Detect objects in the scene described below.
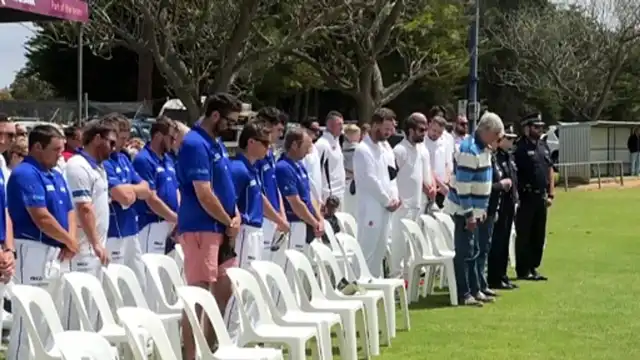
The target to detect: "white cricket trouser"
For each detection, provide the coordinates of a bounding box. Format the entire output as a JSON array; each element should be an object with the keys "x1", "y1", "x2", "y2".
[
  {"x1": 389, "y1": 206, "x2": 421, "y2": 279},
  {"x1": 106, "y1": 235, "x2": 145, "y2": 302},
  {"x1": 9, "y1": 239, "x2": 69, "y2": 360},
  {"x1": 62, "y1": 245, "x2": 103, "y2": 332},
  {"x1": 138, "y1": 221, "x2": 174, "y2": 309},
  {"x1": 224, "y1": 225, "x2": 264, "y2": 344},
  {"x1": 343, "y1": 186, "x2": 357, "y2": 217},
  {"x1": 357, "y1": 212, "x2": 392, "y2": 278}
]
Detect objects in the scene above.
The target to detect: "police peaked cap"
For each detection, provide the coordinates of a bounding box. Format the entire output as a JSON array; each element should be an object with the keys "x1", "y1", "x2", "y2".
[
  {"x1": 520, "y1": 113, "x2": 544, "y2": 126},
  {"x1": 503, "y1": 125, "x2": 518, "y2": 138}
]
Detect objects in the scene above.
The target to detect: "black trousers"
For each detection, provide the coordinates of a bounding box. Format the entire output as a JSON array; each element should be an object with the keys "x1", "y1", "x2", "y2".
[
  {"x1": 515, "y1": 194, "x2": 548, "y2": 277},
  {"x1": 487, "y1": 198, "x2": 515, "y2": 284},
  {"x1": 435, "y1": 193, "x2": 446, "y2": 208}
]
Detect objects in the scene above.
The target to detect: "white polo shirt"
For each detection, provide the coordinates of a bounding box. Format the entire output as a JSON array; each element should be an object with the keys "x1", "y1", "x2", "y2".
[
  {"x1": 315, "y1": 132, "x2": 345, "y2": 200},
  {"x1": 393, "y1": 139, "x2": 426, "y2": 208},
  {"x1": 424, "y1": 134, "x2": 452, "y2": 183},
  {"x1": 65, "y1": 152, "x2": 110, "y2": 254}
]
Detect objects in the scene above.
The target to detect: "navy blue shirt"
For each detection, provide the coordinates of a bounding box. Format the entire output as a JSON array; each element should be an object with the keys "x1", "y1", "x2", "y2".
[
  {"x1": 133, "y1": 145, "x2": 179, "y2": 229},
  {"x1": 0, "y1": 168, "x2": 7, "y2": 243},
  {"x1": 104, "y1": 152, "x2": 143, "y2": 237},
  {"x1": 8, "y1": 156, "x2": 73, "y2": 247},
  {"x1": 177, "y1": 126, "x2": 236, "y2": 234},
  {"x1": 275, "y1": 154, "x2": 316, "y2": 222},
  {"x1": 257, "y1": 150, "x2": 280, "y2": 212},
  {"x1": 230, "y1": 154, "x2": 263, "y2": 228}
]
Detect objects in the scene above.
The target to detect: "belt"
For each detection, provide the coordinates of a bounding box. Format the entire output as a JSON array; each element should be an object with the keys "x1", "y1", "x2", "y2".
[{"x1": 520, "y1": 188, "x2": 547, "y2": 195}]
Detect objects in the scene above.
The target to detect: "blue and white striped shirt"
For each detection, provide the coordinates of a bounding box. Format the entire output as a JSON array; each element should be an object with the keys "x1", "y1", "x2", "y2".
[{"x1": 444, "y1": 133, "x2": 493, "y2": 218}]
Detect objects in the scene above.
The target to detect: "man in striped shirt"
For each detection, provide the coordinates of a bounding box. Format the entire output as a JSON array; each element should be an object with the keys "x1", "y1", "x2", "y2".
[{"x1": 444, "y1": 111, "x2": 504, "y2": 307}]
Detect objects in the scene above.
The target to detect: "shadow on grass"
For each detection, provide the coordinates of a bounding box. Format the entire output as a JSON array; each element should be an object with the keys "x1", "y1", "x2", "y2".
[{"x1": 408, "y1": 292, "x2": 454, "y2": 310}]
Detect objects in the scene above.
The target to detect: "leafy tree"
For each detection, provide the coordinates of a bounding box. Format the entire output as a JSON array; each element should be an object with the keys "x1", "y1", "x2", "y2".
[
  {"x1": 9, "y1": 69, "x2": 56, "y2": 101},
  {"x1": 290, "y1": 0, "x2": 469, "y2": 122}
]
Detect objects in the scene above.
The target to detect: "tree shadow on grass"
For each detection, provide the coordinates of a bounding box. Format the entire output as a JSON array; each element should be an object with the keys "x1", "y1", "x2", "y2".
[{"x1": 408, "y1": 292, "x2": 455, "y2": 310}]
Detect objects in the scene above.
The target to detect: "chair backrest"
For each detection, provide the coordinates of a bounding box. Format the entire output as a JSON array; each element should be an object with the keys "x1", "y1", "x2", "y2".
[
  {"x1": 420, "y1": 215, "x2": 451, "y2": 255},
  {"x1": 141, "y1": 254, "x2": 184, "y2": 310},
  {"x1": 61, "y1": 272, "x2": 118, "y2": 331},
  {"x1": 117, "y1": 307, "x2": 179, "y2": 360},
  {"x1": 431, "y1": 212, "x2": 455, "y2": 249},
  {"x1": 400, "y1": 218, "x2": 434, "y2": 257},
  {"x1": 172, "y1": 244, "x2": 185, "y2": 278},
  {"x1": 335, "y1": 232, "x2": 373, "y2": 279},
  {"x1": 226, "y1": 268, "x2": 276, "y2": 327},
  {"x1": 55, "y1": 331, "x2": 117, "y2": 360},
  {"x1": 176, "y1": 286, "x2": 232, "y2": 353},
  {"x1": 334, "y1": 212, "x2": 358, "y2": 238},
  {"x1": 284, "y1": 250, "x2": 327, "y2": 304},
  {"x1": 249, "y1": 260, "x2": 300, "y2": 315},
  {"x1": 103, "y1": 264, "x2": 150, "y2": 309},
  {"x1": 310, "y1": 241, "x2": 345, "y2": 283},
  {"x1": 9, "y1": 285, "x2": 65, "y2": 357}
]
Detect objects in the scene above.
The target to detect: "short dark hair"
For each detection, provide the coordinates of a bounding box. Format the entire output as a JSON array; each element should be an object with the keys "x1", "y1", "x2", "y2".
[
  {"x1": 371, "y1": 108, "x2": 396, "y2": 124},
  {"x1": 428, "y1": 105, "x2": 446, "y2": 120},
  {"x1": 82, "y1": 120, "x2": 117, "y2": 146},
  {"x1": 278, "y1": 111, "x2": 289, "y2": 125},
  {"x1": 203, "y1": 93, "x2": 243, "y2": 118},
  {"x1": 150, "y1": 116, "x2": 176, "y2": 137},
  {"x1": 284, "y1": 127, "x2": 306, "y2": 151},
  {"x1": 101, "y1": 113, "x2": 129, "y2": 133},
  {"x1": 238, "y1": 122, "x2": 270, "y2": 150},
  {"x1": 404, "y1": 113, "x2": 426, "y2": 134},
  {"x1": 326, "y1": 111, "x2": 343, "y2": 122},
  {"x1": 28, "y1": 125, "x2": 64, "y2": 151},
  {"x1": 0, "y1": 114, "x2": 9, "y2": 123},
  {"x1": 300, "y1": 116, "x2": 318, "y2": 130},
  {"x1": 256, "y1": 107, "x2": 282, "y2": 125},
  {"x1": 64, "y1": 125, "x2": 81, "y2": 139},
  {"x1": 431, "y1": 115, "x2": 448, "y2": 128}
]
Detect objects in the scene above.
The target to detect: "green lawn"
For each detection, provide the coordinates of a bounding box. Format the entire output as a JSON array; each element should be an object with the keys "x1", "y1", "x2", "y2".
[{"x1": 379, "y1": 188, "x2": 640, "y2": 360}]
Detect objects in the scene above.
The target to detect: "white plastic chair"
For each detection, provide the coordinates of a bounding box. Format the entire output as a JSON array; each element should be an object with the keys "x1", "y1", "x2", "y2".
[
  {"x1": 61, "y1": 272, "x2": 151, "y2": 358},
  {"x1": 171, "y1": 244, "x2": 186, "y2": 279},
  {"x1": 420, "y1": 215, "x2": 456, "y2": 290},
  {"x1": 509, "y1": 221, "x2": 517, "y2": 268},
  {"x1": 10, "y1": 285, "x2": 66, "y2": 360},
  {"x1": 285, "y1": 249, "x2": 370, "y2": 360},
  {"x1": 177, "y1": 286, "x2": 283, "y2": 360},
  {"x1": 103, "y1": 264, "x2": 181, "y2": 357},
  {"x1": 117, "y1": 307, "x2": 180, "y2": 360},
  {"x1": 310, "y1": 242, "x2": 389, "y2": 355},
  {"x1": 335, "y1": 232, "x2": 410, "y2": 337},
  {"x1": 334, "y1": 212, "x2": 358, "y2": 238},
  {"x1": 250, "y1": 260, "x2": 347, "y2": 360},
  {"x1": 226, "y1": 268, "x2": 322, "y2": 360},
  {"x1": 55, "y1": 331, "x2": 118, "y2": 360},
  {"x1": 431, "y1": 211, "x2": 455, "y2": 251},
  {"x1": 400, "y1": 219, "x2": 458, "y2": 305},
  {"x1": 141, "y1": 254, "x2": 185, "y2": 315}
]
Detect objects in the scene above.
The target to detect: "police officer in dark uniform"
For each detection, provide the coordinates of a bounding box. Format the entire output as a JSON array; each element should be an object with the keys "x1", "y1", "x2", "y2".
[
  {"x1": 487, "y1": 126, "x2": 519, "y2": 289},
  {"x1": 514, "y1": 113, "x2": 555, "y2": 281}
]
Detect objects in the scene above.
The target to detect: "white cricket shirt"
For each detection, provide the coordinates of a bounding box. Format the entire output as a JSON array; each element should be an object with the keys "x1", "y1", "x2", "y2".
[
  {"x1": 315, "y1": 132, "x2": 346, "y2": 200},
  {"x1": 394, "y1": 139, "x2": 428, "y2": 208},
  {"x1": 302, "y1": 144, "x2": 323, "y2": 204}
]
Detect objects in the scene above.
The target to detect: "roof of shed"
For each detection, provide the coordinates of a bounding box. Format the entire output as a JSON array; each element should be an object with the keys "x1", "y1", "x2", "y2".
[{"x1": 559, "y1": 120, "x2": 640, "y2": 128}]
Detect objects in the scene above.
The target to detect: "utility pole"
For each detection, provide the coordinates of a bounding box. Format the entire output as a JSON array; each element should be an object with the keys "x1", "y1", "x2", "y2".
[
  {"x1": 77, "y1": 24, "x2": 84, "y2": 124},
  {"x1": 467, "y1": 0, "x2": 480, "y2": 132}
]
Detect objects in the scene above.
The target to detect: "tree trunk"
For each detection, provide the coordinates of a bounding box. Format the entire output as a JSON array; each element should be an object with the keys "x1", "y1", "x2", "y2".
[
  {"x1": 136, "y1": 52, "x2": 153, "y2": 102},
  {"x1": 356, "y1": 94, "x2": 375, "y2": 125}
]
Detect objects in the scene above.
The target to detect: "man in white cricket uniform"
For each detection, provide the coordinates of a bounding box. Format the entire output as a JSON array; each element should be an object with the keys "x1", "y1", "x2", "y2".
[
  {"x1": 301, "y1": 119, "x2": 323, "y2": 206},
  {"x1": 353, "y1": 108, "x2": 400, "y2": 278},
  {"x1": 424, "y1": 115, "x2": 453, "y2": 208},
  {"x1": 63, "y1": 120, "x2": 114, "y2": 329},
  {"x1": 7, "y1": 125, "x2": 77, "y2": 360},
  {"x1": 315, "y1": 111, "x2": 345, "y2": 208},
  {"x1": 389, "y1": 113, "x2": 436, "y2": 278}
]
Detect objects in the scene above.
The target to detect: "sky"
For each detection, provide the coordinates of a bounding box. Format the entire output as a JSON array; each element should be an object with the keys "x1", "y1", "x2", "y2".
[{"x1": 0, "y1": 22, "x2": 34, "y2": 88}]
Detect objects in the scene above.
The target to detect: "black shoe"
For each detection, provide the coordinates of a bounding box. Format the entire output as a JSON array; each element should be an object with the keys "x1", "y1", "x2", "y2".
[
  {"x1": 531, "y1": 269, "x2": 548, "y2": 281},
  {"x1": 517, "y1": 273, "x2": 536, "y2": 281},
  {"x1": 490, "y1": 281, "x2": 516, "y2": 290}
]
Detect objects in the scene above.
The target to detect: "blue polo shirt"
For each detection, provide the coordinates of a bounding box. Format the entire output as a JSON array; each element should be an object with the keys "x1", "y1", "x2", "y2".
[
  {"x1": 257, "y1": 150, "x2": 281, "y2": 212},
  {"x1": 275, "y1": 154, "x2": 316, "y2": 223},
  {"x1": 177, "y1": 126, "x2": 236, "y2": 234},
  {"x1": 133, "y1": 145, "x2": 179, "y2": 229},
  {"x1": 230, "y1": 154, "x2": 263, "y2": 228},
  {"x1": 0, "y1": 169, "x2": 7, "y2": 243},
  {"x1": 8, "y1": 156, "x2": 73, "y2": 247},
  {"x1": 104, "y1": 152, "x2": 143, "y2": 238}
]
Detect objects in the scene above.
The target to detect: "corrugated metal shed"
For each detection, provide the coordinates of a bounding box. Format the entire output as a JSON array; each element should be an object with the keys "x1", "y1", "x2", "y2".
[{"x1": 558, "y1": 123, "x2": 590, "y2": 179}]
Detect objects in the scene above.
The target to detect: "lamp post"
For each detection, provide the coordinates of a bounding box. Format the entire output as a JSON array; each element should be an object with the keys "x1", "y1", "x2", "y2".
[{"x1": 467, "y1": 0, "x2": 480, "y2": 132}]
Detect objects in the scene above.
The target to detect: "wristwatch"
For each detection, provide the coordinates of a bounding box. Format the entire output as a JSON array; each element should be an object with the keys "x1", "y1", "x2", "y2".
[{"x1": 3, "y1": 248, "x2": 16, "y2": 259}]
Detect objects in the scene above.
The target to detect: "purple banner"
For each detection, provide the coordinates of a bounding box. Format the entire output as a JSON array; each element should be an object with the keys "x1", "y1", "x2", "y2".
[{"x1": 0, "y1": 0, "x2": 89, "y2": 22}]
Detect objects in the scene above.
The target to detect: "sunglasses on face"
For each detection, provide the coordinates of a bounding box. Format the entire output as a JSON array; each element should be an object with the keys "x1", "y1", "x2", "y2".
[
  {"x1": 458, "y1": 122, "x2": 469, "y2": 127},
  {"x1": 16, "y1": 131, "x2": 26, "y2": 137},
  {"x1": 416, "y1": 126, "x2": 427, "y2": 133},
  {"x1": 0, "y1": 131, "x2": 16, "y2": 140}
]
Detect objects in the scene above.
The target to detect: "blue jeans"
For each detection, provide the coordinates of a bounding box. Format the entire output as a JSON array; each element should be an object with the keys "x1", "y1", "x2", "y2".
[
  {"x1": 453, "y1": 215, "x2": 480, "y2": 300},
  {"x1": 475, "y1": 214, "x2": 495, "y2": 292},
  {"x1": 631, "y1": 152, "x2": 640, "y2": 175}
]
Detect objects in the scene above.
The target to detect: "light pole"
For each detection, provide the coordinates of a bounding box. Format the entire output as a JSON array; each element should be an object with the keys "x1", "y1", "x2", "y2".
[{"x1": 467, "y1": 0, "x2": 480, "y2": 133}]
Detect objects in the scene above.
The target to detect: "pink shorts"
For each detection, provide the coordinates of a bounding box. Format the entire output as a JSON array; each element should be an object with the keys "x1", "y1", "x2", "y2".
[{"x1": 180, "y1": 232, "x2": 236, "y2": 285}]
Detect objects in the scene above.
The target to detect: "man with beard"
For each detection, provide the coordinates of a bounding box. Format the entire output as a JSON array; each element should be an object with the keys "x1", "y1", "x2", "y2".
[
  {"x1": 388, "y1": 112, "x2": 435, "y2": 279},
  {"x1": 353, "y1": 108, "x2": 400, "y2": 278},
  {"x1": 514, "y1": 113, "x2": 554, "y2": 281},
  {"x1": 316, "y1": 111, "x2": 346, "y2": 209},
  {"x1": 424, "y1": 115, "x2": 453, "y2": 208},
  {"x1": 177, "y1": 93, "x2": 242, "y2": 360},
  {"x1": 63, "y1": 120, "x2": 116, "y2": 329},
  {"x1": 301, "y1": 118, "x2": 324, "y2": 208},
  {"x1": 0, "y1": 114, "x2": 16, "y2": 181},
  {"x1": 452, "y1": 115, "x2": 470, "y2": 148}
]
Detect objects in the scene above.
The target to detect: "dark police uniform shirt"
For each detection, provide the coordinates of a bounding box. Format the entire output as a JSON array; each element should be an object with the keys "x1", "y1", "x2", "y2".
[
  {"x1": 275, "y1": 154, "x2": 316, "y2": 222},
  {"x1": 133, "y1": 144, "x2": 179, "y2": 229},
  {"x1": 514, "y1": 137, "x2": 552, "y2": 193},
  {"x1": 230, "y1": 153, "x2": 263, "y2": 228},
  {"x1": 104, "y1": 152, "x2": 143, "y2": 238},
  {"x1": 8, "y1": 156, "x2": 73, "y2": 247},
  {"x1": 177, "y1": 126, "x2": 236, "y2": 234},
  {"x1": 496, "y1": 148, "x2": 518, "y2": 203},
  {"x1": 487, "y1": 153, "x2": 503, "y2": 216},
  {"x1": 257, "y1": 150, "x2": 281, "y2": 213}
]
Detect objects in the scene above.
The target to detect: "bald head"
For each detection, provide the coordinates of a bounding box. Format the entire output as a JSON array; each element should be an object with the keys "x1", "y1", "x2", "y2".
[{"x1": 405, "y1": 112, "x2": 428, "y2": 144}]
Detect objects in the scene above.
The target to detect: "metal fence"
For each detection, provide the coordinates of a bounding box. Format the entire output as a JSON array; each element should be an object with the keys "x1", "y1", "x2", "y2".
[
  {"x1": 0, "y1": 100, "x2": 150, "y2": 123},
  {"x1": 557, "y1": 160, "x2": 625, "y2": 191}
]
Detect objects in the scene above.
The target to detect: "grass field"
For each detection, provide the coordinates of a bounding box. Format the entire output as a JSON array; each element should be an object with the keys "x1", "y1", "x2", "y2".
[{"x1": 378, "y1": 188, "x2": 640, "y2": 360}]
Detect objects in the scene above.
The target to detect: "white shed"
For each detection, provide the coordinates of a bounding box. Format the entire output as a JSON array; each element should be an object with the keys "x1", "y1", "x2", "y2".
[{"x1": 558, "y1": 121, "x2": 640, "y2": 182}]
